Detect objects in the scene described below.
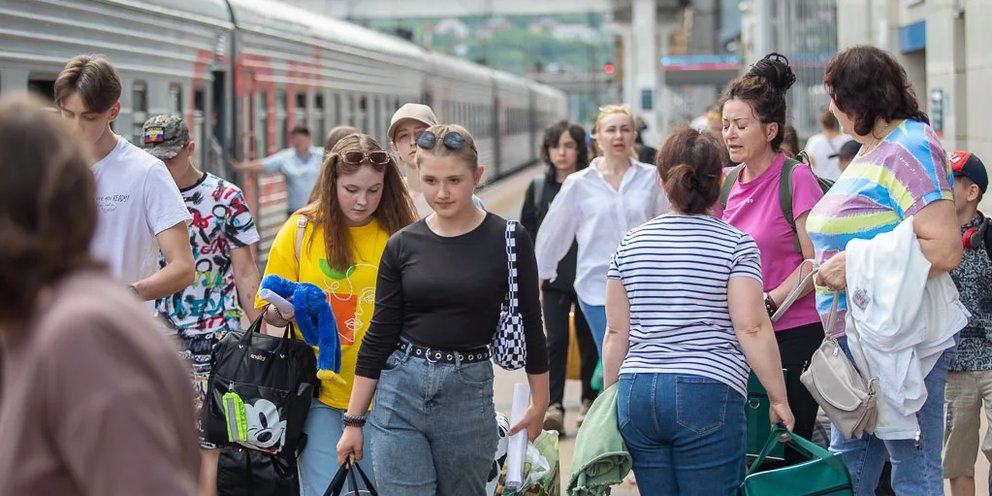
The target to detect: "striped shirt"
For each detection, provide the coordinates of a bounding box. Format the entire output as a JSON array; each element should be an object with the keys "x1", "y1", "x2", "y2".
[
  {"x1": 608, "y1": 214, "x2": 763, "y2": 397},
  {"x1": 806, "y1": 119, "x2": 953, "y2": 336}
]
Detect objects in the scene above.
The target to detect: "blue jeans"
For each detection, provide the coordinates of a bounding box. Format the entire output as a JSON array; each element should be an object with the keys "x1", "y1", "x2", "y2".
[
  {"x1": 829, "y1": 336, "x2": 954, "y2": 496},
  {"x1": 578, "y1": 300, "x2": 607, "y2": 355},
  {"x1": 618, "y1": 373, "x2": 746, "y2": 495},
  {"x1": 298, "y1": 403, "x2": 375, "y2": 496},
  {"x1": 369, "y1": 349, "x2": 498, "y2": 495}
]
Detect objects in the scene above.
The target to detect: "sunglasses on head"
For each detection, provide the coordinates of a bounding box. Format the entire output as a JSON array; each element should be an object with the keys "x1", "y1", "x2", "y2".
[
  {"x1": 340, "y1": 150, "x2": 391, "y2": 165},
  {"x1": 416, "y1": 130, "x2": 466, "y2": 151}
]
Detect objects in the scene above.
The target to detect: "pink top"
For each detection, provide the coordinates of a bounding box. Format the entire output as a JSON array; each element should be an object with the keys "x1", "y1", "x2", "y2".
[{"x1": 716, "y1": 153, "x2": 825, "y2": 331}]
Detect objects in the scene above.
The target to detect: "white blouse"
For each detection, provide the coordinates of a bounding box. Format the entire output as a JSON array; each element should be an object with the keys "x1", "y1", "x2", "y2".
[{"x1": 535, "y1": 158, "x2": 669, "y2": 305}]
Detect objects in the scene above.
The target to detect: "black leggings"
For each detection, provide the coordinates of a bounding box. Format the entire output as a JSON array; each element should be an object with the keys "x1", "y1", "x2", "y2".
[
  {"x1": 543, "y1": 287, "x2": 598, "y2": 406},
  {"x1": 774, "y1": 321, "x2": 825, "y2": 466}
]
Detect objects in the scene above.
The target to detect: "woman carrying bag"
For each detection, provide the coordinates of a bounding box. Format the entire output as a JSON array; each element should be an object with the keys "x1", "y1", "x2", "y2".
[
  {"x1": 337, "y1": 124, "x2": 549, "y2": 495},
  {"x1": 258, "y1": 134, "x2": 417, "y2": 496}
]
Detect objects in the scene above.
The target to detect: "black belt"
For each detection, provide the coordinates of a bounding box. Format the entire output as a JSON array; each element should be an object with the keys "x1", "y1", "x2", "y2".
[{"x1": 397, "y1": 340, "x2": 491, "y2": 364}]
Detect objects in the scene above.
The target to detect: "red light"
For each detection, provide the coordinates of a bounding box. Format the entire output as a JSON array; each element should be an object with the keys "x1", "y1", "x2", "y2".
[{"x1": 604, "y1": 63, "x2": 615, "y2": 75}]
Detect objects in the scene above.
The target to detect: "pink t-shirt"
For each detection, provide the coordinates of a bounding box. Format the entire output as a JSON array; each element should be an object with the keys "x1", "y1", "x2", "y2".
[{"x1": 716, "y1": 153, "x2": 824, "y2": 331}]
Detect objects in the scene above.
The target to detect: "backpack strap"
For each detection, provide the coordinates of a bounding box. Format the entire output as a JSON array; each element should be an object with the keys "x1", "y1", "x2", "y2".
[
  {"x1": 981, "y1": 216, "x2": 992, "y2": 263},
  {"x1": 532, "y1": 176, "x2": 545, "y2": 209},
  {"x1": 294, "y1": 215, "x2": 308, "y2": 262},
  {"x1": 718, "y1": 164, "x2": 745, "y2": 209},
  {"x1": 779, "y1": 159, "x2": 803, "y2": 253}
]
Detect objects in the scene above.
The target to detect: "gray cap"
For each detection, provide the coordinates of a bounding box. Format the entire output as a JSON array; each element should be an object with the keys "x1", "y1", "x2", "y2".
[
  {"x1": 141, "y1": 114, "x2": 190, "y2": 160},
  {"x1": 388, "y1": 103, "x2": 437, "y2": 141}
]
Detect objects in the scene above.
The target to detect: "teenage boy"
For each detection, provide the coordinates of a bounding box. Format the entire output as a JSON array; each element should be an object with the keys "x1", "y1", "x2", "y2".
[
  {"x1": 829, "y1": 139, "x2": 860, "y2": 175},
  {"x1": 143, "y1": 114, "x2": 262, "y2": 496},
  {"x1": 387, "y1": 103, "x2": 484, "y2": 216},
  {"x1": 232, "y1": 125, "x2": 323, "y2": 215},
  {"x1": 54, "y1": 54, "x2": 193, "y2": 302},
  {"x1": 943, "y1": 150, "x2": 992, "y2": 496}
]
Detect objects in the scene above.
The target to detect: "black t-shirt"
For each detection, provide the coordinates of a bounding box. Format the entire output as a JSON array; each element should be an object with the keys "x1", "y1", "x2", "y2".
[{"x1": 355, "y1": 213, "x2": 549, "y2": 379}]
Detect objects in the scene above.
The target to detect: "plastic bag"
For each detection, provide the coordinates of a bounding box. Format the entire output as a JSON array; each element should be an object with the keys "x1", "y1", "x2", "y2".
[{"x1": 495, "y1": 430, "x2": 560, "y2": 496}]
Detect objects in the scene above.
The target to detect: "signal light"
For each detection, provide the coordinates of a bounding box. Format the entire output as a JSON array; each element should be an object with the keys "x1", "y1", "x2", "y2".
[{"x1": 604, "y1": 63, "x2": 615, "y2": 75}]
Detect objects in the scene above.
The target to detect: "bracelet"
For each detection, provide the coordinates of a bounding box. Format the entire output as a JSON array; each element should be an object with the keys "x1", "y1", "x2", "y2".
[
  {"x1": 342, "y1": 413, "x2": 367, "y2": 428},
  {"x1": 763, "y1": 292, "x2": 779, "y2": 317}
]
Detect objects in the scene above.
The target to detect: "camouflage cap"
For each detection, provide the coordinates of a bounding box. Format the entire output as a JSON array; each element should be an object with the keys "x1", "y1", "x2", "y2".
[{"x1": 141, "y1": 114, "x2": 189, "y2": 160}]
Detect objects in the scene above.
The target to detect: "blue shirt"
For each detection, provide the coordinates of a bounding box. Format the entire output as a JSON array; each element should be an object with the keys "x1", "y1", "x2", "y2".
[{"x1": 262, "y1": 146, "x2": 324, "y2": 212}]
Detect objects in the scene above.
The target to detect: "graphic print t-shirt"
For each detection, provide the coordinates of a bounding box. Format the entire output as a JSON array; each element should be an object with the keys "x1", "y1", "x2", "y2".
[
  {"x1": 90, "y1": 136, "x2": 191, "y2": 287},
  {"x1": 156, "y1": 172, "x2": 260, "y2": 336},
  {"x1": 257, "y1": 215, "x2": 387, "y2": 409}
]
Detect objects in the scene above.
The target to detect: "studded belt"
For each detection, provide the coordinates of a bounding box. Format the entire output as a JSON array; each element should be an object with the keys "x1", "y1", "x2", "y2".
[{"x1": 397, "y1": 339, "x2": 491, "y2": 364}]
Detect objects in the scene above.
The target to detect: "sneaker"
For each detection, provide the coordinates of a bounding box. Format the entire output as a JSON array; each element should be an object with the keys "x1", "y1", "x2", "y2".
[
  {"x1": 543, "y1": 404, "x2": 565, "y2": 434},
  {"x1": 576, "y1": 398, "x2": 593, "y2": 428}
]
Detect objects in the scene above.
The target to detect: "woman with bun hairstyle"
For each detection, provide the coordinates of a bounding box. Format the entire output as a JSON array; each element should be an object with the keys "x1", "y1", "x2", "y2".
[
  {"x1": 717, "y1": 53, "x2": 825, "y2": 465},
  {"x1": 535, "y1": 105, "x2": 669, "y2": 355},
  {"x1": 603, "y1": 127, "x2": 793, "y2": 494}
]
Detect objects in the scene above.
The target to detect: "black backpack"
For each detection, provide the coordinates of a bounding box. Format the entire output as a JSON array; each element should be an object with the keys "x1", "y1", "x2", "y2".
[{"x1": 719, "y1": 153, "x2": 834, "y2": 253}]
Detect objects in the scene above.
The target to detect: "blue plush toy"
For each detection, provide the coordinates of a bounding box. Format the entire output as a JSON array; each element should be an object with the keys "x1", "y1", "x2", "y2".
[{"x1": 261, "y1": 275, "x2": 342, "y2": 382}]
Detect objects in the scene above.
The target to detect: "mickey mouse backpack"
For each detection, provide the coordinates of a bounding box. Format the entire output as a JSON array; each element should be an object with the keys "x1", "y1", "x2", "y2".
[{"x1": 202, "y1": 313, "x2": 318, "y2": 457}]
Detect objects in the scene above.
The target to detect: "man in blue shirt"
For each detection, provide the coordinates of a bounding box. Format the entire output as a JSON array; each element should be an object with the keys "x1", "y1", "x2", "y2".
[{"x1": 232, "y1": 125, "x2": 323, "y2": 215}]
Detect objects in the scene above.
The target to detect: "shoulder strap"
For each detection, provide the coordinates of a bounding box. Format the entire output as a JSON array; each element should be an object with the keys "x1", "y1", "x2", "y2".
[
  {"x1": 718, "y1": 165, "x2": 744, "y2": 209},
  {"x1": 982, "y1": 217, "x2": 992, "y2": 263},
  {"x1": 779, "y1": 159, "x2": 802, "y2": 253},
  {"x1": 294, "y1": 215, "x2": 308, "y2": 262},
  {"x1": 532, "y1": 176, "x2": 545, "y2": 208},
  {"x1": 503, "y1": 220, "x2": 519, "y2": 312}
]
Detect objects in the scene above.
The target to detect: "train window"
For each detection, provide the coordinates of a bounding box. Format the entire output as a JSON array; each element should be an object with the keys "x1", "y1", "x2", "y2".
[
  {"x1": 358, "y1": 95, "x2": 368, "y2": 134},
  {"x1": 333, "y1": 93, "x2": 342, "y2": 126},
  {"x1": 28, "y1": 78, "x2": 55, "y2": 103},
  {"x1": 168, "y1": 83, "x2": 182, "y2": 114},
  {"x1": 255, "y1": 90, "x2": 268, "y2": 157},
  {"x1": 346, "y1": 94, "x2": 355, "y2": 127},
  {"x1": 394, "y1": 98, "x2": 400, "y2": 112},
  {"x1": 276, "y1": 90, "x2": 287, "y2": 150},
  {"x1": 131, "y1": 82, "x2": 148, "y2": 144},
  {"x1": 315, "y1": 93, "x2": 325, "y2": 140},
  {"x1": 193, "y1": 87, "x2": 210, "y2": 173},
  {"x1": 294, "y1": 92, "x2": 306, "y2": 132}
]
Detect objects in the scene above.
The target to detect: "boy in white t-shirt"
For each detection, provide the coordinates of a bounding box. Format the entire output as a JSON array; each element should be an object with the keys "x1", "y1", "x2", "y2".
[
  {"x1": 54, "y1": 55, "x2": 193, "y2": 301},
  {"x1": 804, "y1": 108, "x2": 850, "y2": 181}
]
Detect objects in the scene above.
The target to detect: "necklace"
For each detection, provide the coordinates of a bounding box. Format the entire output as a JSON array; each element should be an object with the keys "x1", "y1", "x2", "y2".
[{"x1": 858, "y1": 119, "x2": 901, "y2": 157}]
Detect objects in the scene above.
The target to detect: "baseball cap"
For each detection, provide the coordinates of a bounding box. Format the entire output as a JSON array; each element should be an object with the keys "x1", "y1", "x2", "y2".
[
  {"x1": 141, "y1": 114, "x2": 189, "y2": 160},
  {"x1": 828, "y1": 140, "x2": 861, "y2": 160},
  {"x1": 387, "y1": 104, "x2": 437, "y2": 141},
  {"x1": 949, "y1": 150, "x2": 988, "y2": 193}
]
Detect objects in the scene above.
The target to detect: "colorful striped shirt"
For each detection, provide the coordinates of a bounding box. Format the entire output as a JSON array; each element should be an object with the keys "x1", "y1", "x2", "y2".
[
  {"x1": 608, "y1": 214, "x2": 763, "y2": 397},
  {"x1": 806, "y1": 119, "x2": 953, "y2": 336}
]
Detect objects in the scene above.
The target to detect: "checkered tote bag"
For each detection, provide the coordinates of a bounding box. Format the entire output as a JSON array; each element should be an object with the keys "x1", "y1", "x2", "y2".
[{"x1": 492, "y1": 220, "x2": 528, "y2": 370}]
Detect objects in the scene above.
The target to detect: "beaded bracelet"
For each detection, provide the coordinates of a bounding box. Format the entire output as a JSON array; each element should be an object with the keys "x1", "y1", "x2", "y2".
[{"x1": 343, "y1": 413, "x2": 367, "y2": 428}]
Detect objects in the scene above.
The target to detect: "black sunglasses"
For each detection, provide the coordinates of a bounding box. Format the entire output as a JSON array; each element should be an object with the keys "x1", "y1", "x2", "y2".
[
  {"x1": 340, "y1": 150, "x2": 391, "y2": 165},
  {"x1": 416, "y1": 130, "x2": 466, "y2": 151}
]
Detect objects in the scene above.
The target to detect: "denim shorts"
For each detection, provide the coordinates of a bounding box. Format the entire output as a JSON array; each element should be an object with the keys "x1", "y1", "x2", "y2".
[{"x1": 369, "y1": 348, "x2": 498, "y2": 495}]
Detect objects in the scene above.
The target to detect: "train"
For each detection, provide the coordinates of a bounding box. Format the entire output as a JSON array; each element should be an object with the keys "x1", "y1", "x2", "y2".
[{"x1": 0, "y1": 0, "x2": 567, "y2": 261}]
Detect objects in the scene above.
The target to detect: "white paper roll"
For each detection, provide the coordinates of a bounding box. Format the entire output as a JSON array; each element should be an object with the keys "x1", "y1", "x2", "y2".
[
  {"x1": 259, "y1": 288, "x2": 294, "y2": 315},
  {"x1": 505, "y1": 382, "x2": 530, "y2": 490}
]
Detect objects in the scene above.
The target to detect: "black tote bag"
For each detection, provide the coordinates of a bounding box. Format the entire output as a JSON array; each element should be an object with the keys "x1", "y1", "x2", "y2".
[
  {"x1": 323, "y1": 461, "x2": 378, "y2": 496},
  {"x1": 202, "y1": 312, "x2": 318, "y2": 456}
]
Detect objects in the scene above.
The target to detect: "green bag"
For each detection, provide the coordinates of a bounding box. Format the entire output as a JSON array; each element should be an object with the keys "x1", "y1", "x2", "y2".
[
  {"x1": 745, "y1": 371, "x2": 784, "y2": 462},
  {"x1": 740, "y1": 425, "x2": 853, "y2": 496}
]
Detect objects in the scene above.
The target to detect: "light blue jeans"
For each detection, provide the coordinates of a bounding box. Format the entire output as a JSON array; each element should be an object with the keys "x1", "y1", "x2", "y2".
[
  {"x1": 578, "y1": 300, "x2": 607, "y2": 355},
  {"x1": 618, "y1": 373, "x2": 746, "y2": 495},
  {"x1": 369, "y1": 349, "x2": 498, "y2": 495},
  {"x1": 829, "y1": 336, "x2": 954, "y2": 495},
  {"x1": 298, "y1": 403, "x2": 375, "y2": 496}
]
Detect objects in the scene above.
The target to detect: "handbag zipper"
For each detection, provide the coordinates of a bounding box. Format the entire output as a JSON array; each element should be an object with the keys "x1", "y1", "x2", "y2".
[{"x1": 804, "y1": 483, "x2": 854, "y2": 496}]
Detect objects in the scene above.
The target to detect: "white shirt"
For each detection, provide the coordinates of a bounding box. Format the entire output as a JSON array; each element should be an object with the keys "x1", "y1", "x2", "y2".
[
  {"x1": 608, "y1": 214, "x2": 762, "y2": 397},
  {"x1": 805, "y1": 132, "x2": 851, "y2": 181},
  {"x1": 535, "y1": 159, "x2": 668, "y2": 305},
  {"x1": 91, "y1": 136, "x2": 191, "y2": 287}
]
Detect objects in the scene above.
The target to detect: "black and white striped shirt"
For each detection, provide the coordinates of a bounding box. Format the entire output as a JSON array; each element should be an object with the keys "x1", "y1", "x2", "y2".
[{"x1": 608, "y1": 214, "x2": 762, "y2": 397}]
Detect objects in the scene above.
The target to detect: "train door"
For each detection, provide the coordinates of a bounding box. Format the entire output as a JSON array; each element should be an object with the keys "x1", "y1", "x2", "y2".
[{"x1": 210, "y1": 69, "x2": 229, "y2": 176}]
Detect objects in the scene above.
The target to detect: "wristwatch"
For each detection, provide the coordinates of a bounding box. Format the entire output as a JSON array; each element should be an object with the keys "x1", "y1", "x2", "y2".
[{"x1": 763, "y1": 292, "x2": 779, "y2": 317}]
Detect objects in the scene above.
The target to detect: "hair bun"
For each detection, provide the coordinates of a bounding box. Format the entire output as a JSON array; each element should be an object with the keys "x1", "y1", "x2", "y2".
[{"x1": 747, "y1": 52, "x2": 796, "y2": 92}]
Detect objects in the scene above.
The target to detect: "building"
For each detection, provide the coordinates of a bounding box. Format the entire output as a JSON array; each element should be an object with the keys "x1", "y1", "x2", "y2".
[{"x1": 836, "y1": 0, "x2": 990, "y2": 167}]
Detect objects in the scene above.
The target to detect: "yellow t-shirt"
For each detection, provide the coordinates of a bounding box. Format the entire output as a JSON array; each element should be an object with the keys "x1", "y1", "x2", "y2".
[{"x1": 256, "y1": 214, "x2": 387, "y2": 409}]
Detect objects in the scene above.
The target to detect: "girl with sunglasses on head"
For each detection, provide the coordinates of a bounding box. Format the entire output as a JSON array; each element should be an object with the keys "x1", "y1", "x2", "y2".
[
  {"x1": 258, "y1": 133, "x2": 417, "y2": 496},
  {"x1": 535, "y1": 105, "x2": 669, "y2": 355},
  {"x1": 337, "y1": 124, "x2": 550, "y2": 495}
]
